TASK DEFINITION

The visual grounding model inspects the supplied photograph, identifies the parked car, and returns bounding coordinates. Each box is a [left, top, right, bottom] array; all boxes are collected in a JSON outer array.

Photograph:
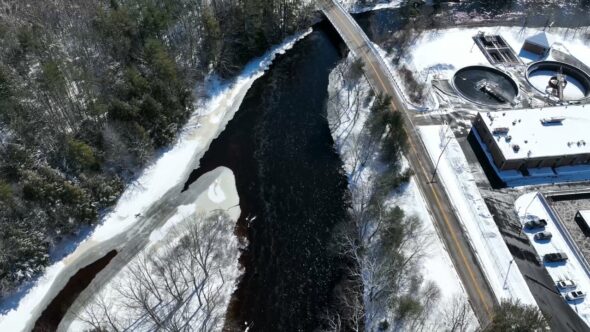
[[544, 252, 568, 262], [565, 290, 586, 301], [557, 279, 577, 291], [525, 218, 548, 229], [534, 231, 552, 241]]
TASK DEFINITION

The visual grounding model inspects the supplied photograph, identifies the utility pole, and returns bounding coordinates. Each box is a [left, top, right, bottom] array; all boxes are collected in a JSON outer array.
[[518, 193, 538, 235], [431, 125, 453, 183]]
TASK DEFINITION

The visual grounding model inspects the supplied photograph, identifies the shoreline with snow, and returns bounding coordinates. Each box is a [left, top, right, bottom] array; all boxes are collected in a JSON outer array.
[[339, 0, 403, 14], [0, 29, 312, 332], [62, 166, 241, 331]]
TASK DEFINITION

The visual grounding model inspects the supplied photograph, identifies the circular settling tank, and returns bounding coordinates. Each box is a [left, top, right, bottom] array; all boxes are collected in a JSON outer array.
[[527, 61, 590, 101], [453, 66, 518, 106]]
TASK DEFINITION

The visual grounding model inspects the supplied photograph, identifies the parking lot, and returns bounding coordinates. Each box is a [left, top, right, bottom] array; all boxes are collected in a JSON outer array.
[[516, 192, 590, 325]]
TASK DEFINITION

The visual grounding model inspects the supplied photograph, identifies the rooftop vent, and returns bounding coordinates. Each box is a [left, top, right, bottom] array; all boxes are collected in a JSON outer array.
[[512, 144, 520, 152]]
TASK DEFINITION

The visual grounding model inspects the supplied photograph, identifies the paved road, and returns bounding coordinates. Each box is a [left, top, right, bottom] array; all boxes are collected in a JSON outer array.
[[319, 0, 497, 325]]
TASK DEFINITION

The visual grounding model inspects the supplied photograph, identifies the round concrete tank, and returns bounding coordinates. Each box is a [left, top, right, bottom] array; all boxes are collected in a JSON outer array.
[[526, 61, 590, 101], [453, 66, 518, 106]]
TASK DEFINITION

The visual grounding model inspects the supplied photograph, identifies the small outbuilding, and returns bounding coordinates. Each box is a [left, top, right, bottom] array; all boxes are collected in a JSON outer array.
[[522, 32, 552, 55]]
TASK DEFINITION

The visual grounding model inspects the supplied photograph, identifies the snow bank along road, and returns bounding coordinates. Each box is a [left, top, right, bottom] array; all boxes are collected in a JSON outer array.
[[319, 0, 497, 324], [419, 125, 537, 306], [0, 31, 310, 332]]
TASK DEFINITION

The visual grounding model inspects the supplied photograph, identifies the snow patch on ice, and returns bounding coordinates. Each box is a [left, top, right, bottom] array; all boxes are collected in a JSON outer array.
[[148, 203, 197, 243], [68, 167, 240, 331], [207, 179, 227, 203]]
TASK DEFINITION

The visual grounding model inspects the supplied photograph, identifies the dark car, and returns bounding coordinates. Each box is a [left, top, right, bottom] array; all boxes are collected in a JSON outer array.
[[524, 218, 547, 229], [534, 231, 552, 241], [544, 252, 568, 262]]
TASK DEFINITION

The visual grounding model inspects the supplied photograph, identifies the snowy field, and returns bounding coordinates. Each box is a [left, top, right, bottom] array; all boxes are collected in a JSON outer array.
[[419, 125, 537, 306], [389, 172, 477, 329], [384, 26, 590, 111], [0, 29, 312, 332], [402, 27, 590, 83], [327, 56, 476, 330], [515, 192, 590, 327], [63, 167, 241, 331]]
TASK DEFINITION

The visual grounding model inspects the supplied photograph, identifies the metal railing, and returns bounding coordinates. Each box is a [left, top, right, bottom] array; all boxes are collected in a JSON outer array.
[[320, 0, 426, 112]]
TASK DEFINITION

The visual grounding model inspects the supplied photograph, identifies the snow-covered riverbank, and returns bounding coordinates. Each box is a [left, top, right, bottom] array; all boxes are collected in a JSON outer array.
[[0, 29, 312, 332], [62, 167, 241, 331], [338, 0, 403, 13], [327, 55, 476, 330]]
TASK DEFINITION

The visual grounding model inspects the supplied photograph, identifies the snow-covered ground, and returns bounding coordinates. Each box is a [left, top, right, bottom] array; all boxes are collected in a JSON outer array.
[[385, 26, 590, 111], [64, 166, 241, 331], [0, 29, 312, 332], [401, 27, 590, 83], [389, 172, 477, 330], [515, 192, 590, 327], [338, 0, 404, 13], [419, 125, 538, 306], [328, 56, 476, 330]]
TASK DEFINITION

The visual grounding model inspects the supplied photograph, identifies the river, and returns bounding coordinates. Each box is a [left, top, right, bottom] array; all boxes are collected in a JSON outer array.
[[20, 2, 590, 330], [184, 21, 350, 331]]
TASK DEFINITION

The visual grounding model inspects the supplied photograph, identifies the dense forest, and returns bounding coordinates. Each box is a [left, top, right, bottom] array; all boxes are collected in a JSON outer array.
[[0, 0, 312, 296]]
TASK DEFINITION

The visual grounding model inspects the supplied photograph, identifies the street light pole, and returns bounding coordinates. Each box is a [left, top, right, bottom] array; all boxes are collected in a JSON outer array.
[[431, 130, 453, 183], [518, 193, 538, 235]]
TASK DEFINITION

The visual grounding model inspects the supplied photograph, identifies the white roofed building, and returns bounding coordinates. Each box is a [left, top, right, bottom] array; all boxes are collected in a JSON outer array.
[[472, 105, 590, 171], [522, 32, 553, 55]]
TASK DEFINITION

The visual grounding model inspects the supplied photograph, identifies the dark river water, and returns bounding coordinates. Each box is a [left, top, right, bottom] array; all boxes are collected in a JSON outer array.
[[184, 21, 349, 331], [185, 3, 590, 331]]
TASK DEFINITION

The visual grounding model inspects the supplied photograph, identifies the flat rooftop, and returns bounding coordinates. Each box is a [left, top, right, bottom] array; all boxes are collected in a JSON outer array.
[[479, 105, 590, 160]]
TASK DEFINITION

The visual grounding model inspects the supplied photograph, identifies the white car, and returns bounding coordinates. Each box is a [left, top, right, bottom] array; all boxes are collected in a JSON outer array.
[[557, 279, 576, 291], [565, 290, 586, 301]]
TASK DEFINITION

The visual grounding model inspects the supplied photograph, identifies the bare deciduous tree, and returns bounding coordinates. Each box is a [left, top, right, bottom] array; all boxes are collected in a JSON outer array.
[[78, 210, 238, 331]]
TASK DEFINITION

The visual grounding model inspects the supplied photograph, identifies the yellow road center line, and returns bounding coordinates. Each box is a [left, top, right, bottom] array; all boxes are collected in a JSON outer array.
[[327, 5, 493, 317]]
